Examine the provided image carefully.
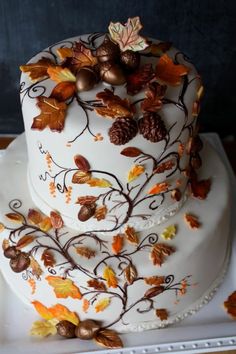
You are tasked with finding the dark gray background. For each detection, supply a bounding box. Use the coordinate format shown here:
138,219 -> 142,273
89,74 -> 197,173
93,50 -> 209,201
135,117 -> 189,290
0,0 -> 235,137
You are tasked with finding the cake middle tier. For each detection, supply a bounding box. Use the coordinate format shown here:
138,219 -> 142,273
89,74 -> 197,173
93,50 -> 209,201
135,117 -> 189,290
21,34 -> 201,232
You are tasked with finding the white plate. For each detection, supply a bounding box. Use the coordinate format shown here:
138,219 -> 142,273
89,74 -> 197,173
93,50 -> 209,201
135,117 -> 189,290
0,133 -> 235,354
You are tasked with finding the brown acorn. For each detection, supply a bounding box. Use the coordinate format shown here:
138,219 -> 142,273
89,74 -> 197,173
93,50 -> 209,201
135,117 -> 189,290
76,67 -> 98,92
4,246 -> 20,259
96,36 -> 120,63
10,252 -> 30,273
56,320 -> 76,338
78,203 -> 96,222
75,319 -> 100,340
120,50 -> 140,71
99,61 -> 126,85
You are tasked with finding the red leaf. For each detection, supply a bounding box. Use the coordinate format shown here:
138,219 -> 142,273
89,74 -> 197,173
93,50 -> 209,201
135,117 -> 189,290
16,235 -> 35,249
190,178 -> 211,200
126,64 -> 155,95
120,147 -> 142,157
153,159 -> 175,174
74,155 -> 90,172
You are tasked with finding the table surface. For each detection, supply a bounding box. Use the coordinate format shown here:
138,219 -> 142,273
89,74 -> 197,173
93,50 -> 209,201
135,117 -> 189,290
0,135 -> 235,354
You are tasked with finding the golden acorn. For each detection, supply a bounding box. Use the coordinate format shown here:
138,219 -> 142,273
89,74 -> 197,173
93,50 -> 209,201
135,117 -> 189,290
76,67 -> 98,92
99,61 -> 126,85
75,319 -> 100,340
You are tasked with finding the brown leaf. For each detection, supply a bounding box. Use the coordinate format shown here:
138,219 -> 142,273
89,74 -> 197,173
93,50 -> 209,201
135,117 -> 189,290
184,213 -> 201,229
50,81 -> 76,102
141,82 -> 167,112
150,243 -> 175,266
75,195 -> 98,205
156,308 -> 168,321
124,225 -> 139,245
30,256 -> 43,277
87,279 -> 106,291
2,239 -> 10,251
5,213 -> 24,224
124,264 -> 137,285
153,159 -> 175,174
111,234 -> 124,255
31,96 -> 67,132
72,171 -> 91,184
144,276 -> 165,286
50,211 -> 64,229
28,209 -> 43,225
126,63 -> 155,95
156,54 -> 189,86
94,205 -> 107,221
76,246 -> 95,259
16,235 -> 35,249
74,155 -> 90,172
120,147 -> 143,157
41,250 -> 56,267
190,178 -> 211,200
144,286 -> 165,298
95,88 -> 135,119
224,290 -> 236,319
70,42 -> 98,73
94,329 -> 123,349
20,58 -> 54,82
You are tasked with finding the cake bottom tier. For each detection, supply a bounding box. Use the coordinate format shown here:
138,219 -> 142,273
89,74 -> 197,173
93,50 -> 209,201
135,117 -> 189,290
0,134 -> 231,333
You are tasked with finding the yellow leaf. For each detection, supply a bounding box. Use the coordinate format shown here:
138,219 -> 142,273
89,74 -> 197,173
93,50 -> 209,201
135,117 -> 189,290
39,217 -> 52,232
30,319 -> 57,337
49,304 -> 79,325
32,301 -> 54,320
46,276 -> 82,299
47,66 -> 76,83
57,47 -> 73,60
87,178 -> 112,188
127,165 -> 145,183
95,297 -> 111,313
0,222 -> 5,233
160,225 -> 177,240
103,266 -> 118,288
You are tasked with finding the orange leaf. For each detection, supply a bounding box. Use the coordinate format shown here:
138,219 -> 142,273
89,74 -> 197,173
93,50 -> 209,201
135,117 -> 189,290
50,81 -> 76,101
111,234 -> 124,255
87,279 -> 106,291
94,205 -> 107,221
76,195 -> 98,205
141,82 -> 166,113
87,177 -> 112,188
28,209 -> 44,225
28,279 -> 36,294
148,182 -> 170,195
144,276 -> 165,286
5,213 -> 24,224
76,246 -> 96,259
95,88 -> 135,119
156,54 -> 189,86
71,42 -> 98,72
156,308 -> 168,321
32,300 -> 54,320
127,165 -> 145,183
124,225 -> 139,245
103,266 -> 118,288
32,96 -> 67,132
153,159 -> 175,174
94,329 -> 123,349
41,249 -> 56,267
184,213 -> 201,229
224,290 -> 236,319
49,304 -> 79,325
20,58 -> 54,82
46,276 -> 82,299
82,298 -> 90,313
57,47 -> 73,60
150,243 -> 175,266
95,297 -> 111,313
47,66 -> 76,83
16,235 -> 35,249
50,211 -> 64,229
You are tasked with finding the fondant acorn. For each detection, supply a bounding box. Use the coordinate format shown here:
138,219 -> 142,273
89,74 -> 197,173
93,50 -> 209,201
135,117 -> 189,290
78,203 -> 96,222
75,319 -> 100,340
4,246 -> 20,259
120,50 -> 140,71
99,61 -> 126,85
56,320 -> 76,338
96,37 -> 120,63
76,67 -> 98,92
10,252 -> 30,273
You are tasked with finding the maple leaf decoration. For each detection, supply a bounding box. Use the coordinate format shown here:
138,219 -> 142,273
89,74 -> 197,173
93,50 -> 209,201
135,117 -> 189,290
150,243 -> 175,266
156,54 -> 189,86
20,58 -> 54,83
141,82 -> 167,113
70,42 -> 98,73
32,96 -> 67,132
190,178 -> 211,200
126,63 -> 155,95
108,16 -> 149,52
184,213 -> 201,229
30,320 -> 57,337
46,276 -> 82,299
95,88 -> 135,119
223,290 -> 236,319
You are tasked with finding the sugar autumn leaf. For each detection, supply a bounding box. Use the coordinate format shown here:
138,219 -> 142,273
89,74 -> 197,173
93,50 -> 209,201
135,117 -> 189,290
94,205 -> 107,221
50,81 -> 76,102
16,235 -> 35,249
103,266 -> 118,288
108,16 -> 148,52
120,146 -> 143,157
156,54 -> 189,86
5,213 -> 24,224
46,276 -> 82,299
30,256 -> 43,277
144,276 -> 165,286
141,82 -> 167,113
87,279 -> 106,291
190,178 -> 211,200
28,278 -> 36,294
127,165 -> 145,183
94,329 -> 123,349
124,264 -> 137,285
150,243 -> 175,266
76,246 -> 96,259
76,195 -> 98,205
112,234 -> 124,255
87,178 -> 112,188
39,216 -> 52,232
47,66 -> 76,83
0,223 -> 5,233
126,63 -> 155,95
32,96 -> 67,132
95,297 -> 111,313
50,211 -> 64,229
20,58 -> 54,83
124,225 -> 139,245
30,319 -> 57,337
2,239 -> 9,251
72,171 -> 91,184
41,249 -> 56,267
32,300 -> 54,320
148,182 -> 170,195
74,154 -> 90,172
184,213 -> 201,229
71,42 -> 98,72
223,290 -> 236,319
82,298 -> 90,313
57,47 -> 73,60
28,209 -> 43,225
160,225 -> 177,240
153,159 -> 175,174
156,308 -> 168,321
49,303 -> 79,325
95,89 -> 135,119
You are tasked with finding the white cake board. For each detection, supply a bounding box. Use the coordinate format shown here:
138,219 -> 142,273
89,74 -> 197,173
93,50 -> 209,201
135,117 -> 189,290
0,132 -> 235,354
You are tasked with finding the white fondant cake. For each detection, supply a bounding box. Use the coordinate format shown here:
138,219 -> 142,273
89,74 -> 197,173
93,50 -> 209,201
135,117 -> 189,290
0,17 -> 231,345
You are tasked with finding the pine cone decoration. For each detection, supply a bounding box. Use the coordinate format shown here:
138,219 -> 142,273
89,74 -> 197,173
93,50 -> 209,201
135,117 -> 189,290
109,117 -> 138,145
138,112 -> 167,142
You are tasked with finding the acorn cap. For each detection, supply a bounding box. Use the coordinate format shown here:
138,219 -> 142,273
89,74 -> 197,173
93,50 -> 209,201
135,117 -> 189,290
120,50 -> 140,71
96,36 -> 120,63
76,67 -> 98,92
